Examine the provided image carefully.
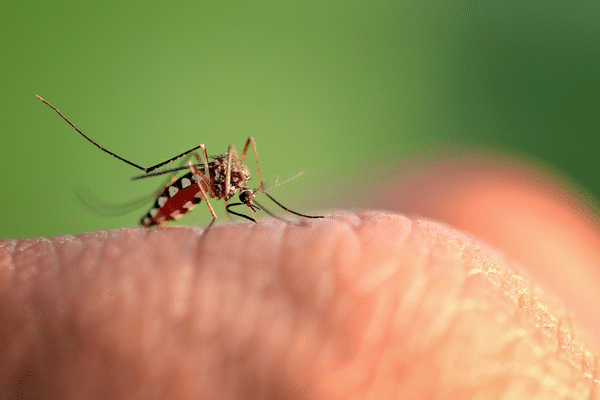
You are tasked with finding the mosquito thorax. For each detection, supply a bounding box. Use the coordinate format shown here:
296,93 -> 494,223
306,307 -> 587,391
210,155 -> 251,201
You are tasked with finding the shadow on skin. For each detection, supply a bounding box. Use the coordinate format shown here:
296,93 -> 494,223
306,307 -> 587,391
1,210 -> 597,399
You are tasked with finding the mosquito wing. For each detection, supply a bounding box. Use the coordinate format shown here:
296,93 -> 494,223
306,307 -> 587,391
74,184 -> 155,217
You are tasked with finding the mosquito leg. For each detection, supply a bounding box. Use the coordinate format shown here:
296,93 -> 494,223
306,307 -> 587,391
221,144 -> 251,221
37,95 -> 149,172
225,202 -> 233,221
190,144 -> 211,179
201,145 -> 210,178
190,144 -> 217,220
223,197 -> 234,222
37,95 -> 206,174
143,145 -> 207,173
241,137 -> 265,192
149,152 -> 197,198
188,161 -> 218,221
206,216 -> 216,231
225,144 -> 238,198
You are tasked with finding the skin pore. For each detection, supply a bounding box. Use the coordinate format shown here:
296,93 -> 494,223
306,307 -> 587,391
2,162 -> 600,398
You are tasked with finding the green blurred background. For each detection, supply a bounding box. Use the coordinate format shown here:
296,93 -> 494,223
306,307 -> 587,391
2,1 -> 600,239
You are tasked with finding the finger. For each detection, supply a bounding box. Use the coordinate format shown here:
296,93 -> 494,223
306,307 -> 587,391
0,212 -> 596,399
368,157 -> 600,340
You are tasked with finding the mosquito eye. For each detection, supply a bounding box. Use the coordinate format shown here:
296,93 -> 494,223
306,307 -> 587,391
239,190 -> 253,204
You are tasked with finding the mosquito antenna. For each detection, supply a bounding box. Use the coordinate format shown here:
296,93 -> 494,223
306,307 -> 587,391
74,184 -> 154,217
261,171 -> 305,193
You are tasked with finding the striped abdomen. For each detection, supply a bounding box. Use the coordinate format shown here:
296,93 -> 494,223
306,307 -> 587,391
140,172 -> 206,227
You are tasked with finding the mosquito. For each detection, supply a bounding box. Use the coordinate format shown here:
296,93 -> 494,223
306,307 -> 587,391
36,95 -> 324,229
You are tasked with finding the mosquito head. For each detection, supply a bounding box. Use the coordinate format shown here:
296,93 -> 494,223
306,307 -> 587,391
239,188 -> 255,206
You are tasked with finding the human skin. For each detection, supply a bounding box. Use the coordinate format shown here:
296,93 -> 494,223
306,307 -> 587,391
367,157 -> 600,343
1,206 -> 599,399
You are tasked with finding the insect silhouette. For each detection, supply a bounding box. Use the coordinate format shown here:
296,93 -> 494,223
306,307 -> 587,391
36,95 -> 324,229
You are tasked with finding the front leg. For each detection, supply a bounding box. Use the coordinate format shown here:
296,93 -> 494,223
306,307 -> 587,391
188,161 -> 218,221
240,137 -> 265,193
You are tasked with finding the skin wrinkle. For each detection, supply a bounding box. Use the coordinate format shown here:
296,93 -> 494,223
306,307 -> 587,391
1,212 -> 600,399
385,241 -> 452,398
325,215 -> 415,399
367,159 -> 600,342
280,220 -> 352,395
292,216 -> 375,395
197,221 -> 294,398
278,219 -> 343,394
318,215 -> 411,398
456,237 -> 594,397
392,223 -> 436,351
386,217 -> 592,398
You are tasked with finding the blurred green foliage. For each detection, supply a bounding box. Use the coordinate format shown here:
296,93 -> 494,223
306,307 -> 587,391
2,1 -> 599,238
